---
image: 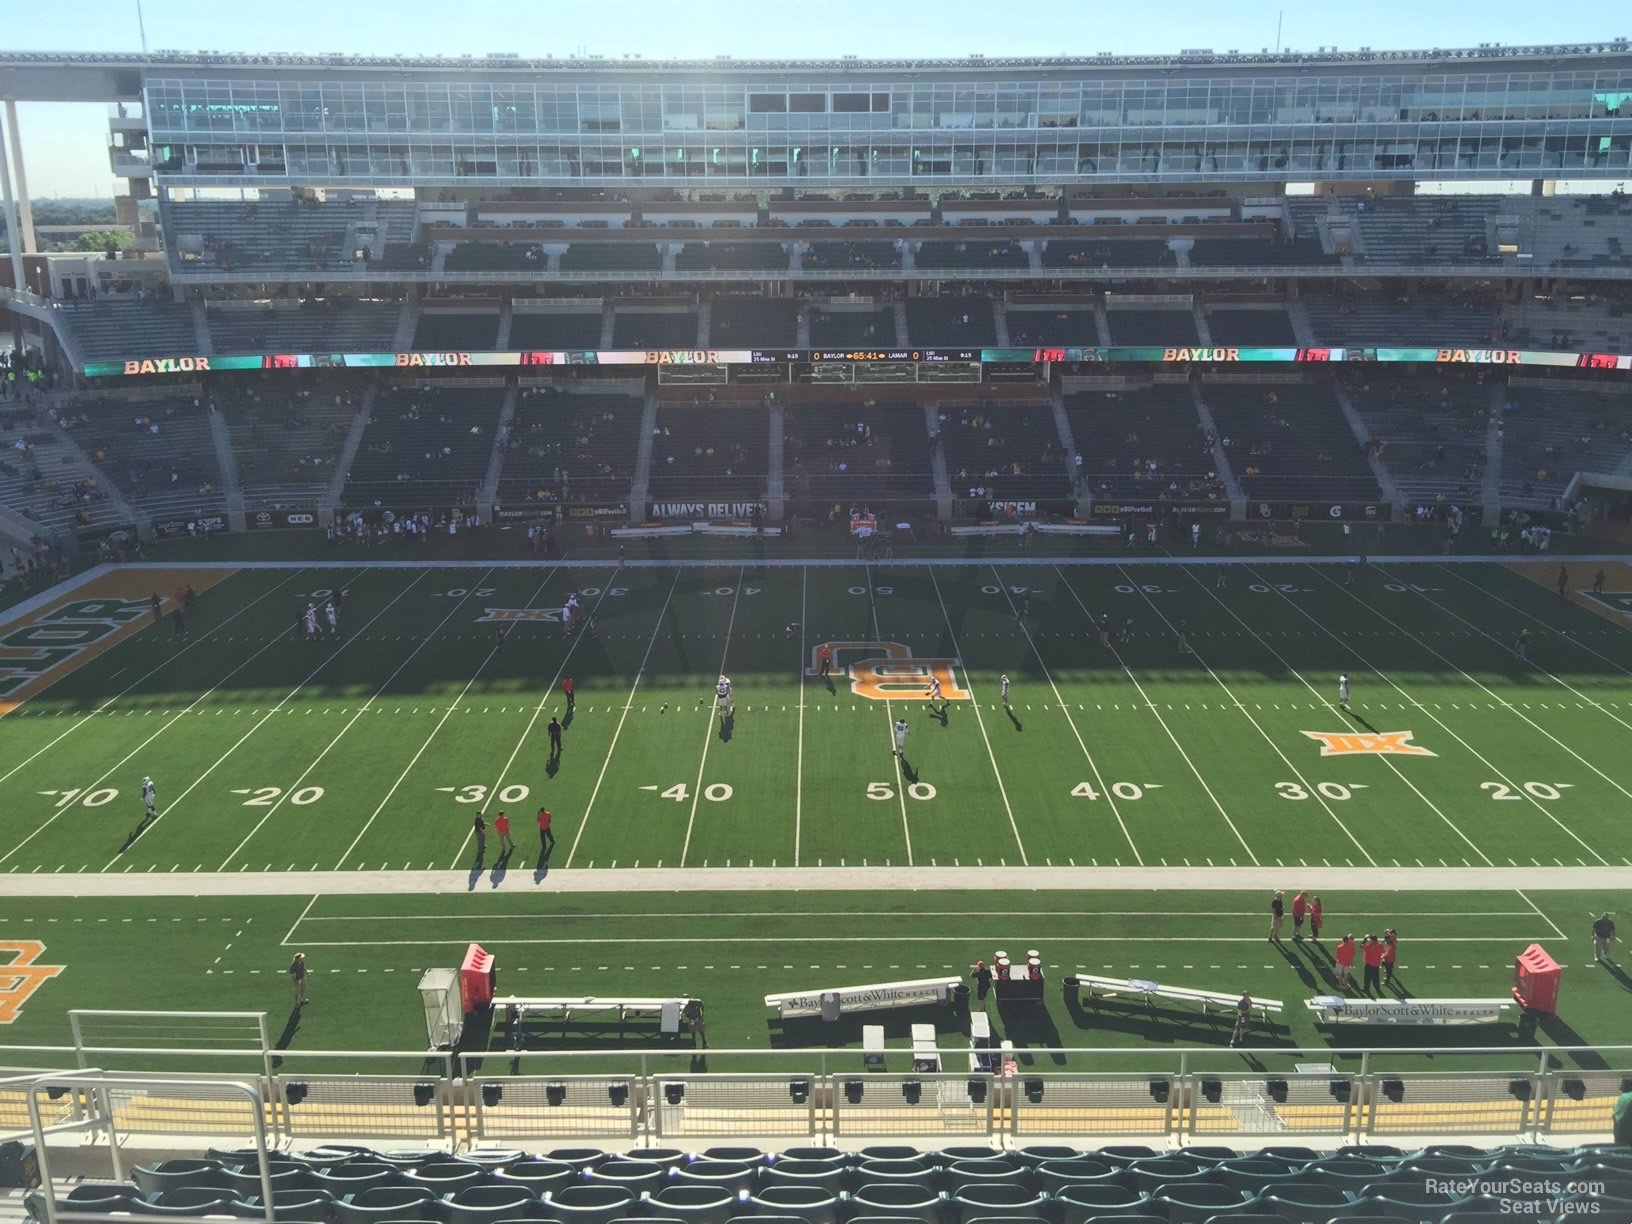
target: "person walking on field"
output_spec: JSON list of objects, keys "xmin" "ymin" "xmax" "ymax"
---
[
  {"xmin": 472, "ymin": 811, "xmax": 486, "ymax": 859},
  {"xmin": 1291, "ymin": 890, "xmax": 1308, "ymax": 939},
  {"xmin": 1382, "ymin": 928, "xmax": 1399, "ymax": 987},
  {"xmin": 1361, "ymin": 934, "xmax": 1384, "ymax": 997},
  {"xmin": 562, "ymin": 676, "xmax": 575, "ymax": 713},
  {"xmin": 536, "ymin": 807, "xmax": 555, "ymax": 857},
  {"xmin": 288, "ymin": 952, "xmax": 308, "ymax": 1007},
  {"xmin": 1269, "ymin": 890, "xmax": 1285, "ymax": 942},
  {"xmin": 817, "ymin": 642, "xmax": 833, "ymax": 678},
  {"xmin": 547, "ymin": 716, "xmax": 563, "ymax": 758},
  {"xmin": 493, "ymin": 811, "xmax": 514, "ymax": 855},
  {"xmin": 1335, "ymin": 934, "xmax": 1356, "ymax": 990},
  {"xmin": 1593, "ymin": 913, "xmax": 1616, "ymax": 962},
  {"xmin": 1308, "ymin": 895, "xmax": 1324, "ymax": 943}
]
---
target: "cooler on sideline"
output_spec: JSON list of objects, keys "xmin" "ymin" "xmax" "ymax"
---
[
  {"xmin": 1512, "ymin": 943, "xmax": 1560, "ymax": 1014},
  {"xmin": 460, "ymin": 943, "xmax": 496, "ymax": 1013}
]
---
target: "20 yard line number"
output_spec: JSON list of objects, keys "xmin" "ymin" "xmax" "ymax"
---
[{"xmin": 231, "ymin": 786, "xmax": 324, "ymax": 806}]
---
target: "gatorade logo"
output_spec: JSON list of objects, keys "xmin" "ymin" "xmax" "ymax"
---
[
  {"xmin": 1303, "ymin": 730, "xmax": 1437, "ymax": 757},
  {"xmin": 0, "ymin": 942, "xmax": 64, "ymax": 1024},
  {"xmin": 810, "ymin": 641, "xmax": 970, "ymax": 702}
]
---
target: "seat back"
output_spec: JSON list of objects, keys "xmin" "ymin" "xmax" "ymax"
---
[
  {"xmin": 747, "ymin": 1184, "xmax": 840, "ymax": 1224},
  {"xmin": 673, "ymin": 1161, "xmax": 754, "ymax": 1194},
  {"xmin": 543, "ymin": 1183, "xmax": 636, "ymax": 1224},
  {"xmin": 948, "ymin": 1185, "xmax": 1049, "ymax": 1224},
  {"xmin": 646, "ymin": 1184, "xmax": 739, "ymax": 1224},
  {"xmin": 585, "ymin": 1162, "xmax": 668, "ymax": 1195}
]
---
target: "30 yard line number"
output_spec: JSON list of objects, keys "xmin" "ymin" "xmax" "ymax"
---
[
  {"xmin": 1276, "ymin": 781, "xmax": 1369, "ymax": 801},
  {"xmin": 438, "ymin": 783, "xmax": 531, "ymax": 804}
]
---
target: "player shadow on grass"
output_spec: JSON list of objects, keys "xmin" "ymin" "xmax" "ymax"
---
[
  {"xmin": 1273, "ymin": 940, "xmax": 1321, "ymax": 989},
  {"xmin": 1005, "ymin": 706, "xmax": 1023, "ymax": 732},
  {"xmin": 1341, "ymin": 708, "xmax": 1378, "ymax": 732},
  {"xmin": 533, "ymin": 852, "xmax": 550, "ymax": 884},
  {"xmin": 1595, "ymin": 959, "xmax": 1632, "ymax": 993},
  {"xmin": 719, "ymin": 711, "xmax": 734, "ymax": 742},
  {"xmin": 269, "ymin": 1008, "xmax": 301, "ymax": 1069},
  {"xmin": 545, "ymin": 755, "xmax": 561, "ymax": 778},
  {"xmin": 118, "ymin": 812, "xmax": 158, "ymax": 854}
]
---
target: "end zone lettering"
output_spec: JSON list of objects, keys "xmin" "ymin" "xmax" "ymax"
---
[
  {"xmin": 395, "ymin": 352, "xmax": 474, "ymax": 367},
  {"xmin": 1164, "ymin": 347, "xmax": 1240, "ymax": 362},
  {"xmin": 1436, "ymin": 348, "xmax": 1521, "ymax": 364},
  {"xmin": 123, "ymin": 356, "xmax": 210, "ymax": 375}
]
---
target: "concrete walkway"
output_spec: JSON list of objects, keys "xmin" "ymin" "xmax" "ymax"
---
[{"xmin": 6, "ymin": 864, "xmax": 1629, "ymax": 897}]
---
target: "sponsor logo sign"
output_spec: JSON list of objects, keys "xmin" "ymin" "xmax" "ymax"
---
[
  {"xmin": 0, "ymin": 942, "xmax": 64, "ymax": 1024},
  {"xmin": 249, "ymin": 510, "xmax": 316, "ymax": 529},
  {"xmin": 649, "ymin": 502, "xmax": 766, "ymax": 519},
  {"xmin": 810, "ymin": 641, "xmax": 970, "ymax": 702},
  {"xmin": 1302, "ymin": 730, "xmax": 1436, "ymax": 757}
]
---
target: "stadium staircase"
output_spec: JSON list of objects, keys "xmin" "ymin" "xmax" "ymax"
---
[
  {"xmin": 1190, "ymin": 302, "xmax": 1215, "ymax": 347},
  {"xmin": 599, "ymin": 303, "xmax": 616, "ymax": 350},
  {"xmin": 47, "ymin": 414, "xmax": 150, "ymax": 538},
  {"xmin": 924, "ymin": 403, "xmax": 953, "ymax": 517},
  {"xmin": 628, "ymin": 384, "xmax": 660, "ymax": 513},
  {"xmin": 323, "ymin": 381, "xmax": 378, "ymax": 517},
  {"xmin": 1329, "ymin": 379, "xmax": 1406, "ymax": 516},
  {"xmin": 1026, "ymin": 242, "xmax": 1043, "ymax": 275},
  {"xmin": 477, "ymin": 380, "xmax": 520, "ymax": 518},
  {"xmin": 696, "ymin": 297, "xmax": 711, "ymax": 347},
  {"xmin": 1483, "ymin": 383, "xmax": 1507, "ymax": 520},
  {"xmin": 391, "ymin": 299, "xmax": 419, "ymax": 351},
  {"xmin": 1285, "ymin": 296, "xmax": 1318, "ymax": 347},
  {"xmin": 1046, "ymin": 388, "xmax": 1087, "ymax": 514},
  {"xmin": 992, "ymin": 300, "xmax": 1010, "ymax": 346},
  {"xmin": 1092, "ymin": 298, "xmax": 1112, "ymax": 345},
  {"xmin": 205, "ymin": 407, "xmax": 245, "ymax": 530},
  {"xmin": 0, "ymin": 503, "xmax": 46, "ymax": 552},
  {"xmin": 795, "ymin": 301, "xmax": 812, "ymax": 349},
  {"xmin": 494, "ymin": 298, "xmax": 514, "ymax": 351},
  {"xmin": 892, "ymin": 301, "xmax": 909, "ymax": 347},
  {"xmin": 1189, "ymin": 382, "xmax": 1245, "ymax": 508},
  {"xmin": 765, "ymin": 397, "xmax": 786, "ymax": 521},
  {"xmin": 188, "ymin": 298, "xmax": 214, "ymax": 356}
]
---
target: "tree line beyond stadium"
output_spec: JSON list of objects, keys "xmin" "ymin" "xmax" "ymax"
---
[{"xmin": 92, "ymin": 345, "xmax": 1632, "ymax": 378}]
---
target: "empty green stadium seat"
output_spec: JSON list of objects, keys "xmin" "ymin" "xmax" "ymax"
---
[
  {"xmin": 758, "ymin": 1161, "xmax": 848, "ymax": 1192},
  {"xmin": 543, "ymin": 1151, "xmax": 611, "ymax": 1173},
  {"xmin": 240, "ymin": 1189, "xmax": 335, "ymax": 1224},
  {"xmin": 444, "ymin": 1184, "xmax": 550, "ymax": 1224},
  {"xmin": 460, "ymin": 1152, "xmax": 528, "ymax": 1171},
  {"xmin": 1052, "ymin": 1184, "xmax": 1149, "ymax": 1224},
  {"xmin": 860, "ymin": 1147, "xmax": 923, "ymax": 1162},
  {"xmin": 1252, "ymin": 1149, "xmax": 1322, "ymax": 1167},
  {"xmin": 311, "ymin": 1164, "xmax": 404, "ymax": 1195},
  {"xmin": 219, "ymin": 1162, "xmax": 316, "ymax": 1197},
  {"xmin": 855, "ymin": 1159, "xmax": 938, "ymax": 1188},
  {"xmin": 337, "ymin": 1185, "xmax": 440, "ymax": 1224},
  {"xmin": 1253, "ymin": 1183, "xmax": 1354, "ymax": 1219},
  {"xmin": 406, "ymin": 1164, "xmax": 487, "ymax": 1193},
  {"xmin": 1216, "ymin": 1162, "xmax": 1303, "ymax": 1194},
  {"xmin": 674, "ymin": 1162, "xmax": 755, "ymax": 1194},
  {"xmin": 494, "ymin": 1163, "xmax": 576, "ymax": 1194},
  {"xmin": 644, "ymin": 1184, "xmax": 739, "ymax": 1224},
  {"xmin": 540, "ymin": 1184, "xmax": 634, "ymax": 1224},
  {"xmin": 1014, "ymin": 1147, "xmax": 1079, "ymax": 1168},
  {"xmin": 584, "ymin": 1162, "xmax": 667, "ymax": 1195},
  {"xmin": 1148, "ymin": 1185, "xmax": 1252, "ymax": 1224},
  {"xmin": 1126, "ymin": 1158, "xmax": 1224, "ymax": 1195},
  {"xmin": 626, "ymin": 1148, "xmax": 687, "ymax": 1166},
  {"xmin": 849, "ymin": 1181, "xmax": 945, "ymax": 1217},
  {"xmin": 944, "ymin": 1161, "xmax": 1027, "ymax": 1192},
  {"xmin": 948, "ymin": 1184, "xmax": 1050, "ymax": 1223},
  {"xmin": 701, "ymin": 1148, "xmax": 766, "ymax": 1168},
  {"xmin": 131, "ymin": 1161, "xmax": 224, "ymax": 1197},
  {"xmin": 1033, "ymin": 1161, "xmax": 1121, "ymax": 1193}
]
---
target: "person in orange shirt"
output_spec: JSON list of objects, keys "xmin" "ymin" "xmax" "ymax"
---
[
  {"xmin": 1361, "ymin": 934, "xmax": 1384, "ymax": 997},
  {"xmin": 493, "ymin": 811, "xmax": 513, "ymax": 856},
  {"xmin": 1382, "ymin": 929, "xmax": 1399, "ymax": 988},
  {"xmin": 1308, "ymin": 896, "xmax": 1324, "ymax": 944},
  {"xmin": 1291, "ymin": 890, "xmax": 1308, "ymax": 939},
  {"xmin": 1334, "ymin": 934, "xmax": 1356, "ymax": 990}
]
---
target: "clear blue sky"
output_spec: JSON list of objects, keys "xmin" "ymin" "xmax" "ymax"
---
[{"xmin": 8, "ymin": 0, "xmax": 1630, "ymax": 198}]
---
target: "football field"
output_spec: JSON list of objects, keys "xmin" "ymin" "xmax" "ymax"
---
[{"xmin": 4, "ymin": 556, "xmax": 1632, "ymax": 877}]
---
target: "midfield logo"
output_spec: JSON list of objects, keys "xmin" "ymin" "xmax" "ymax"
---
[
  {"xmin": 809, "ymin": 641, "xmax": 971, "ymax": 702},
  {"xmin": 0, "ymin": 941, "xmax": 64, "ymax": 1024},
  {"xmin": 1302, "ymin": 730, "xmax": 1437, "ymax": 757}
]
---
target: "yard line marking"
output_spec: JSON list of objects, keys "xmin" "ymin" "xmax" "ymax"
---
[
  {"xmin": 331, "ymin": 567, "xmax": 527, "ymax": 869},
  {"xmin": 564, "ymin": 571, "xmax": 682, "ymax": 868},
  {"xmin": 280, "ymin": 893, "xmax": 320, "ymax": 947},
  {"xmin": 995, "ymin": 566, "xmax": 1140, "ymax": 864},
  {"xmin": 1312, "ymin": 564, "xmax": 1614, "ymax": 864},
  {"xmin": 866, "ymin": 565, "xmax": 913, "ymax": 865},
  {"xmin": 222, "ymin": 569, "xmax": 496, "ymax": 870},
  {"xmin": 0, "ymin": 569, "xmax": 308, "ymax": 786},
  {"xmin": 1515, "ymin": 889, "xmax": 1569, "ymax": 941},
  {"xmin": 928, "ymin": 567, "xmax": 1027, "ymax": 864},
  {"xmin": 1413, "ymin": 563, "xmax": 1632, "ymax": 737},
  {"xmin": 448, "ymin": 568, "xmax": 613, "ymax": 868},
  {"xmin": 1210, "ymin": 565, "xmax": 1487, "ymax": 865},
  {"xmin": 95, "ymin": 569, "xmax": 427, "ymax": 869},
  {"xmin": 681, "ymin": 567, "xmax": 746, "ymax": 866},
  {"xmin": 1, "ymin": 569, "xmax": 362, "ymax": 869},
  {"xmin": 794, "ymin": 564, "xmax": 807, "ymax": 867}
]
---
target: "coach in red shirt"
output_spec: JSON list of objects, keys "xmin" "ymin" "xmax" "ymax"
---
[
  {"xmin": 1361, "ymin": 934, "xmax": 1384, "ymax": 997},
  {"xmin": 493, "ymin": 811, "xmax": 513, "ymax": 856},
  {"xmin": 537, "ymin": 807, "xmax": 555, "ymax": 857},
  {"xmin": 1334, "ymin": 934, "xmax": 1356, "ymax": 990}
]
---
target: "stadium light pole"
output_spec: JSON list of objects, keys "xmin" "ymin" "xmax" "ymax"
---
[
  {"xmin": 0, "ymin": 117, "xmax": 26, "ymax": 299},
  {"xmin": 136, "ymin": 0, "xmax": 149, "ymax": 53}
]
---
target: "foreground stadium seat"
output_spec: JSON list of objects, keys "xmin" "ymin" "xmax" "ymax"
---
[
  {"xmin": 940, "ymin": 1147, "xmax": 1007, "ymax": 1164},
  {"xmin": 1074, "ymin": 1214, "xmax": 1166, "ymax": 1224},
  {"xmin": 948, "ymin": 1184, "xmax": 1050, "ymax": 1223},
  {"xmin": 407, "ymin": 1164, "xmax": 488, "ymax": 1193},
  {"xmin": 673, "ymin": 1161, "xmax": 755, "ymax": 1194},
  {"xmin": 1304, "ymin": 1160, "xmax": 1391, "ymax": 1190},
  {"xmin": 1053, "ymin": 1184, "xmax": 1149, "ymax": 1224},
  {"xmin": 338, "ymin": 1185, "xmax": 441, "ymax": 1224},
  {"xmin": 855, "ymin": 1159, "xmax": 938, "ymax": 1188},
  {"xmin": 1216, "ymin": 1162, "xmax": 1303, "ymax": 1195},
  {"xmin": 1148, "ymin": 1185, "xmax": 1252, "ymax": 1223},
  {"xmin": 444, "ymin": 1184, "xmax": 552, "ymax": 1224},
  {"xmin": 219, "ymin": 1162, "xmax": 317, "ymax": 1197},
  {"xmin": 1014, "ymin": 1147, "xmax": 1080, "ymax": 1168},
  {"xmin": 311, "ymin": 1164, "xmax": 405, "ymax": 1194},
  {"xmin": 859, "ymin": 1147, "xmax": 923, "ymax": 1162},
  {"xmin": 746, "ymin": 1184, "xmax": 841, "ymax": 1224},
  {"xmin": 495, "ymin": 1162, "xmax": 577, "ymax": 1194},
  {"xmin": 461, "ymin": 1152, "xmax": 529, "ymax": 1171},
  {"xmin": 849, "ymin": 1182, "xmax": 945, "ymax": 1218},
  {"xmin": 1178, "ymin": 1148, "xmax": 1240, "ymax": 1167},
  {"xmin": 779, "ymin": 1149, "xmax": 848, "ymax": 1165},
  {"xmin": 544, "ymin": 1151, "xmax": 612, "ymax": 1173},
  {"xmin": 626, "ymin": 1148, "xmax": 688, "ymax": 1167},
  {"xmin": 1251, "ymin": 1149, "xmax": 1322, "ymax": 1168},
  {"xmin": 1033, "ymin": 1161, "xmax": 1120, "ymax": 1193},
  {"xmin": 240, "ymin": 1189, "xmax": 335, "ymax": 1224},
  {"xmin": 541, "ymin": 1184, "xmax": 636, "ymax": 1224},
  {"xmin": 585, "ymin": 1162, "xmax": 669, "ymax": 1195},
  {"xmin": 131, "ymin": 1161, "xmax": 224, "ymax": 1196},
  {"xmin": 1126, "ymin": 1158, "xmax": 1224, "ymax": 1194},
  {"xmin": 944, "ymin": 1160, "xmax": 1027, "ymax": 1192},
  {"xmin": 759, "ymin": 1160, "xmax": 848, "ymax": 1192},
  {"xmin": 1253, "ymin": 1183, "xmax": 1353, "ymax": 1219},
  {"xmin": 1094, "ymin": 1148, "xmax": 1162, "ymax": 1169},
  {"xmin": 378, "ymin": 1152, "xmax": 451, "ymax": 1170},
  {"xmin": 702, "ymin": 1148, "xmax": 767, "ymax": 1168},
  {"xmin": 645, "ymin": 1184, "xmax": 739, "ymax": 1224},
  {"xmin": 1333, "ymin": 1146, "xmax": 1402, "ymax": 1162}
]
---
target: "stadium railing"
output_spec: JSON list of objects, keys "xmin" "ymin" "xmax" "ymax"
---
[{"xmin": 3, "ymin": 1045, "xmax": 1627, "ymax": 1145}]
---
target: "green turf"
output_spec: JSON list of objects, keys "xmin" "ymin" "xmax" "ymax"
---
[
  {"xmin": 4, "ymin": 559, "xmax": 1632, "ymax": 874},
  {"xmin": 0, "ymin": 888, "xmax": 1627, "ymax": 1078}
]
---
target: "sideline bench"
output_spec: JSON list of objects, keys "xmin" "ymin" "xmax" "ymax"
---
[
  {"xmin": 1306, "ymin": 995, "xmax": 1514, "ymax": 1026},
  {"xmin": 1075, "ymin": 973, "xmax": 1285, "ymax": 1022},
  {"xmin": 495, "ymin": 995, "xmax": 692, "ymax": 1035},
  {"xmin": 765, "ymin": 975, "xmax": 961, "ymax": 1020}
]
